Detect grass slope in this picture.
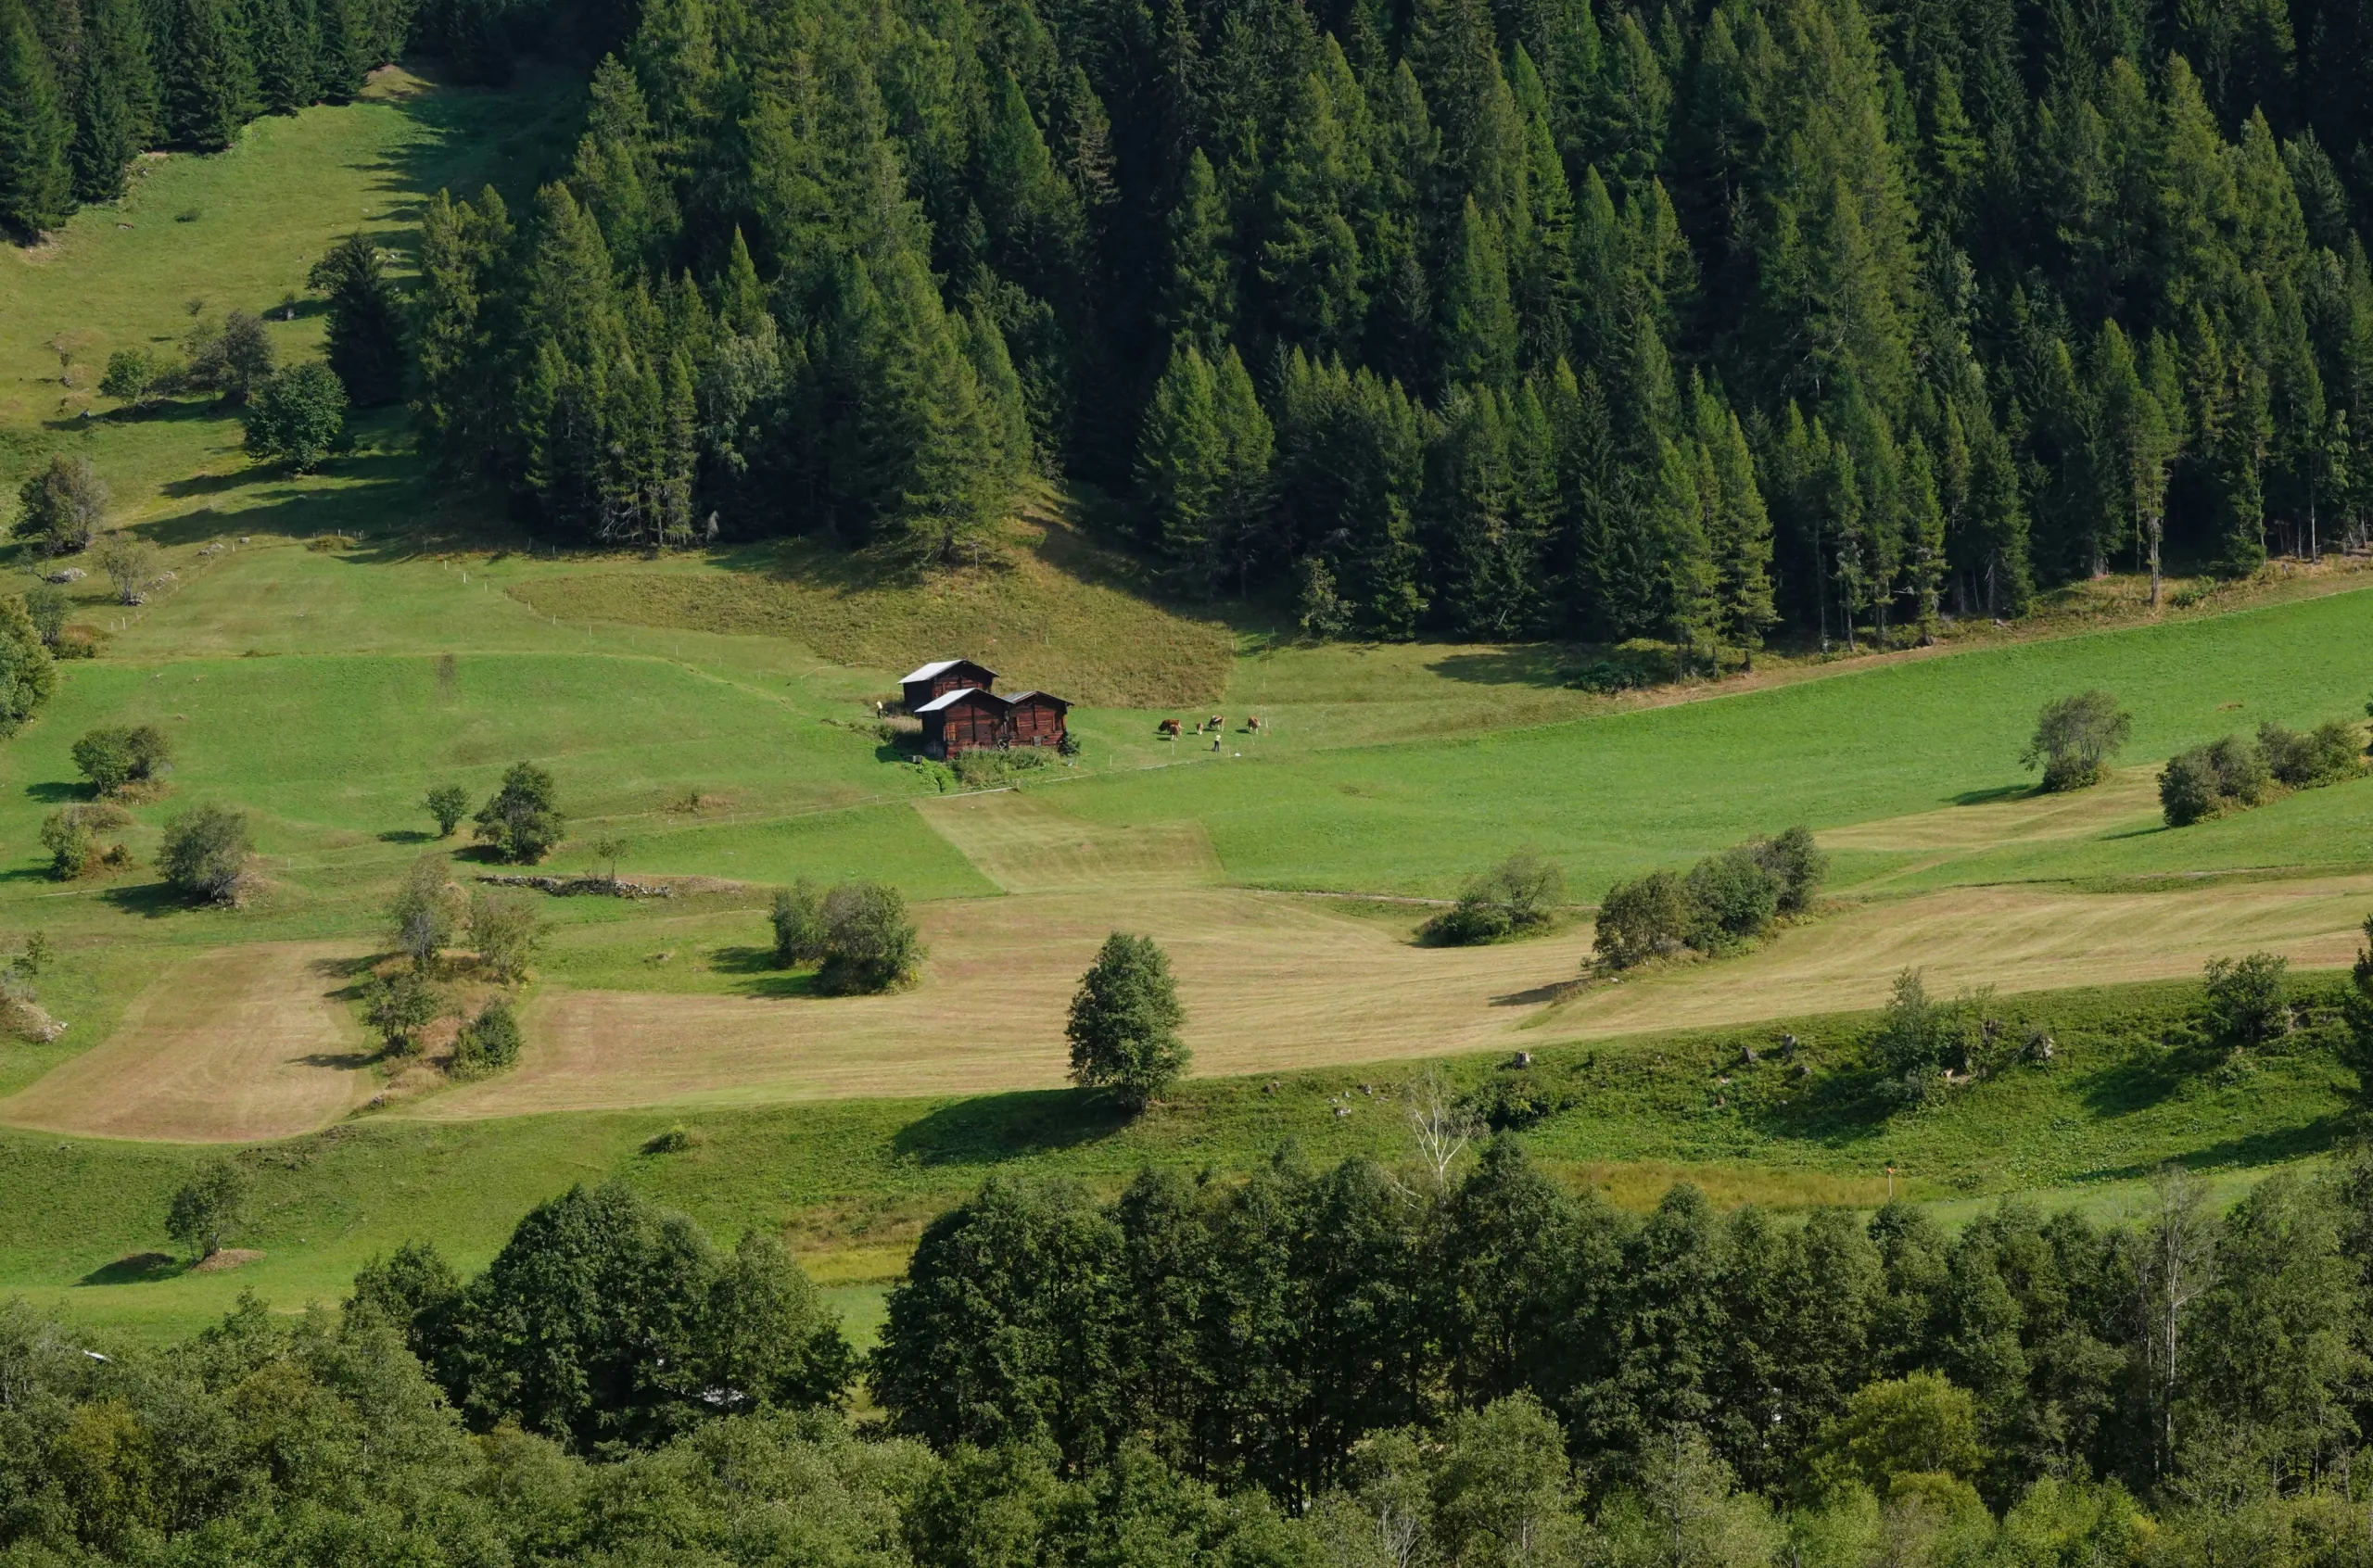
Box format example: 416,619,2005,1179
0,972,2348,1343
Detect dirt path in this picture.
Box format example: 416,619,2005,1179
0,942,375,1142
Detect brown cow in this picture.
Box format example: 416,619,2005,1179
1159,718,1182,738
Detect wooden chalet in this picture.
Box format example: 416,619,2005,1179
907,659,1072,758
901,659,999,712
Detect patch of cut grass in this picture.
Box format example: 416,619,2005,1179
0,972,2349,1343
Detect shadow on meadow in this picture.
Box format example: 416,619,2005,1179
890,1088,1132,1168
1426,644,1593,689
77,1250,180,1286
706,944,818,999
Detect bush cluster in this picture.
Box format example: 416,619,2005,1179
1423,849,1565,945
1593,826,1825,969
2160,715,2364,827
768,878,924,994
71,723,171,794
37,801,131,879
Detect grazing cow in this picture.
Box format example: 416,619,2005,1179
1208,714,1224,732
1246,715,1262,733
1159,718,1182,738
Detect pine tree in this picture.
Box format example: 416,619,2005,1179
311,0,368,100
253,0,315,113
1900,435,1946,645
1162,148,1235,351
0,0,73,235
161,0,254,149
311,231,405,406
1655,435,1719,677
413,185,512,478
70,0,148,201
1693,379,1775,665
1209,346,1275,595
1440,197,1517,391
1262,68,1365,358
1137,340,1224,568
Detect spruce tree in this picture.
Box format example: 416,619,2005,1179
1262,69,1365,357
1209,346,1274,595
311,231,405,406
253,0,315,113
1440,197,1518,391
311,0,367,99
70,0,147,201
1162,148,1235,351
0,0,72,235
1694,380,1775,664
1136,340,1223,567
161,0,254,149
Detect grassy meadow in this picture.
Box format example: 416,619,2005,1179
2,67,2373,1343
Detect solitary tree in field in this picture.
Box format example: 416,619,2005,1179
467,886,543,982
92,530,159,605
243,362,349,471
1066,931,1188,1112
474,762,564,863
159,802,250,903
165,1157,250,1260
13,454,107,554
816,881,923,993
425,783,471,837
2202,952,2289,1053
2021,690,2132,791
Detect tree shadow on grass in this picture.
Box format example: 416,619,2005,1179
98,881,194,920
2089,1113,2349,1182
891,1088,1133,1167
2075,1046,2200,1119
1426,645,1588,689
708,945,817,999
78,1251,181,1286
378,828,434,844
22,780,82,804
1948,783,2031,806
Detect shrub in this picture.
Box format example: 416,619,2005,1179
424,783,471,837
770,879,828,967
452,998,522,1074
2158,748,2222,827
816,880,924,994
21,582,67,647
2202,952,2289,1052
185,310,273,403
1870,968,1986,1106
2161,734,2273,827
159,803,250,903
389,854,462,967
38,802,127,879
70,722,170,794
474,762,565,863
165,1157,250,1259
13,454,106,554
1593,870,1692,969
99,347,163,407
467,886,543,982
2259,720,2364,788
1423,850,1566,945
1066,931,1189,1112
2021,690,2132,791
243,362,349,471
0,596,56,737
1684,846,1782,952
91,531,159,605
364,967,443,1056
1752,826,1828,914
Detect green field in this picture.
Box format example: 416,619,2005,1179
5,70,2373,1343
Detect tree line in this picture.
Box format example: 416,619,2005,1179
375,0,2373,664
19,1132,2373,1563
0,0,634,238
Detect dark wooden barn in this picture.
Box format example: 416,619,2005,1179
1002,691,1071,748
901,659,997,712
916,688,1011,757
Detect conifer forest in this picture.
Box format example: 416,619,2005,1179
6,0,2372,651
